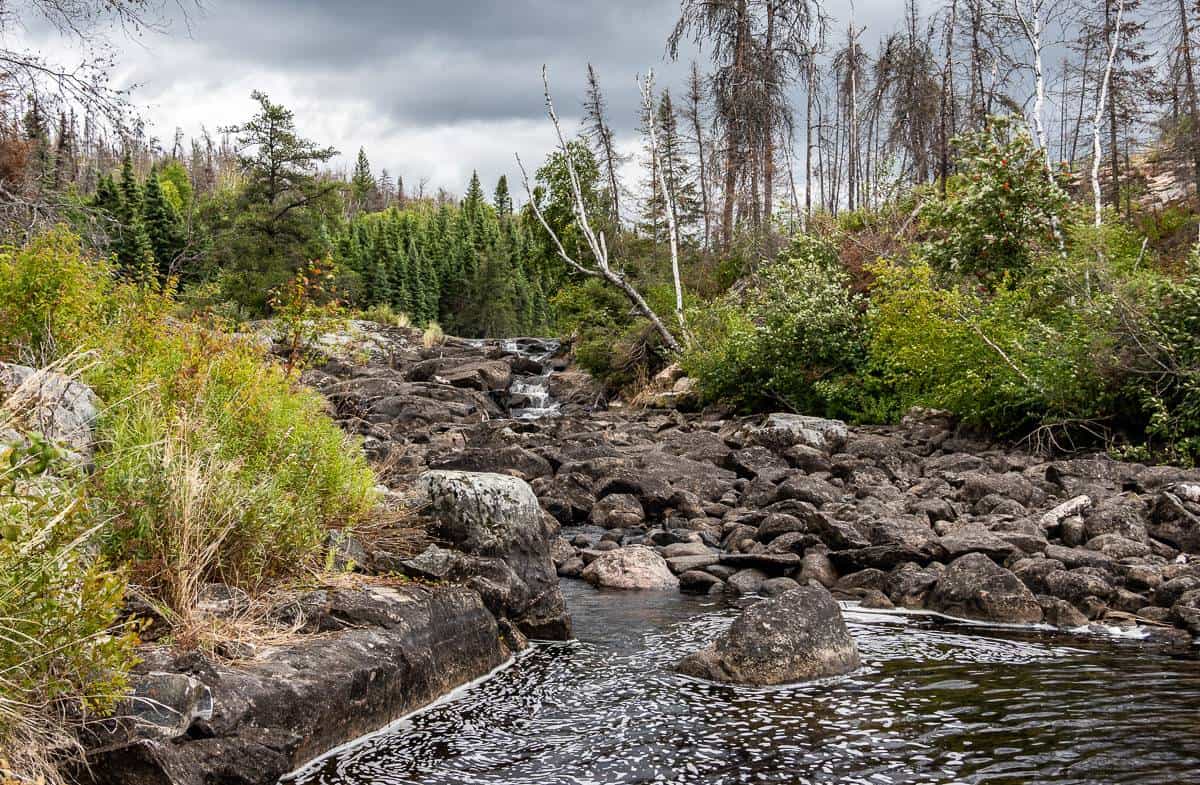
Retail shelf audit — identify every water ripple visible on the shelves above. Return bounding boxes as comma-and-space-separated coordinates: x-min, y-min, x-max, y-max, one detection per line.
290, 583, 1200, 785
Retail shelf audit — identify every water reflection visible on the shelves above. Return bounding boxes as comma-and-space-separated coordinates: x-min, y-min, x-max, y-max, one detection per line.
290, 582, 1200, 785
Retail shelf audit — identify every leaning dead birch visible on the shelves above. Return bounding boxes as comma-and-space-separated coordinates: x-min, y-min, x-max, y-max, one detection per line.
639, 70, 689, 343
516, 66, 682, 354
1091, 0, 1124, 228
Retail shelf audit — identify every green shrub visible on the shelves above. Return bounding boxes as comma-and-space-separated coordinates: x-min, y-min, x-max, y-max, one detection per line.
683, 235, 873, 416
0, 228, 379, 595
867, 257, 1112, 435
920, 116, 1068, 282
0, 437, 138, 785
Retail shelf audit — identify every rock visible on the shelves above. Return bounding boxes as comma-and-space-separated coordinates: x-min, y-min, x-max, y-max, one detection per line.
1171, 589, 1200, 633
0, 362, 101, 466
958, 473, 1041, 507
123, 672, 213, 740
325, 530, 368, 572
195, 583, 249, 618
665, 554, 720, 574
580, 546, 678, 590
1083, 495, 1149, 542
726, 446, 788, 479
1039, 495, 1093, 531
938, 525, 1019, 562
85, 586, 508, 785
418, 471, 569, 638
1043, 568, 1115, 603
761, 576, 802, 596
1085, 533, 1151, 559
927, 553, 1043, 624
1037, 595, 1089, 628
726, 567, 769, 595
1044, 544, 1114, 571
737, 413, 849, 453
397, 544, 470, 581
799, 548, 838, 589
429, 446, 552, 480
886, 562, 943, 608
679, 570, 725, 593
1149, 491, 1200, 553
675, 587, 861, 685
590, 493, 646, 529
546, 369, 604, 407
439, 359, 512, 391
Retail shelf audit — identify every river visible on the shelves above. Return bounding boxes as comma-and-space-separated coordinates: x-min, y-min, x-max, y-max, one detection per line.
290, 580, 1200, 785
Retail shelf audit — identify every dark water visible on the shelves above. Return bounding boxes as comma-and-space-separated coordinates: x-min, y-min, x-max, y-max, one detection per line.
290, 582, 1200, 785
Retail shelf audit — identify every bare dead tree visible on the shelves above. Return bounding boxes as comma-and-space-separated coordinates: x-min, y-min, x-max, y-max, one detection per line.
517, 67, 682, 354
640, 71, 688, 342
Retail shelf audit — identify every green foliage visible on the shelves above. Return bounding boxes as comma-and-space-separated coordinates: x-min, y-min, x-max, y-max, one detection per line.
0, 436, 138, 783
866, 257, 1111, 435
683, 235, 872, 416
0, 229, 378, 595
920, 116, 1068, 281
209, 91, 341, 314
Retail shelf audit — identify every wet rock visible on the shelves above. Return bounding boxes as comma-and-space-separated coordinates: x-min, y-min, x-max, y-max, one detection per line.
1037, 595, 1089, 628
675, 587, 861, 685
679, 570, 725, 593
581, 546, 678, 590
927, 553, 1043, 624
1171, 589, 1200, 633
886, 562, 943, 609
123, 672, 213, 740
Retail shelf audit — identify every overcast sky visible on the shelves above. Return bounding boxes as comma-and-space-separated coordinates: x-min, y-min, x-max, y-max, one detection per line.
19, 0, 920, 194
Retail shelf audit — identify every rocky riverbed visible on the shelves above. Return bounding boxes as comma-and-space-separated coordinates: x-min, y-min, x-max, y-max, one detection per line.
309, 321, 1200, 645
81, 319, 1200, 784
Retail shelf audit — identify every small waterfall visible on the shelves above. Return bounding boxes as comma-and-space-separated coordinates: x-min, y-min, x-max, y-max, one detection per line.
503, 338, 561, 420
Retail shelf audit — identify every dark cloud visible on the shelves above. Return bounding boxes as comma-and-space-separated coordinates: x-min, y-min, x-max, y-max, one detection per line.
19, 0, 916, 190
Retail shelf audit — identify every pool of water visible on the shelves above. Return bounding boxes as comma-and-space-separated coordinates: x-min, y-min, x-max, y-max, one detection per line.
290, 581, 1200, 785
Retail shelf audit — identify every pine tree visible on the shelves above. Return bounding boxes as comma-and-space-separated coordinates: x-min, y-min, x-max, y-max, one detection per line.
114, 152, 155, 279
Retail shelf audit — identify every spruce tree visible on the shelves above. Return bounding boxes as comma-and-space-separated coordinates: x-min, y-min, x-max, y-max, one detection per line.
143, 165, 185, 280
114, 152, 155, 279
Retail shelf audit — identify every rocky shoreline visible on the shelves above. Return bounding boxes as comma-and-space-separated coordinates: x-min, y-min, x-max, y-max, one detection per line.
83, 319, 1199, 784
307, 323, 1200, 645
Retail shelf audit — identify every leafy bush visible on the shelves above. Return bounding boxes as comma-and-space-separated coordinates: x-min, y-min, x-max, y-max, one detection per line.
0, 228, 378, 594
0, 437, 138, 785
683, 235, 872, 416
867, 257, 1112, 436
920, 116, 1068, 282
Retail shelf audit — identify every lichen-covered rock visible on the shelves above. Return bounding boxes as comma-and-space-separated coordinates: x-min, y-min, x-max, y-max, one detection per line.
0, 361, 100, 466
927, 553, 1044, 624
417, 470, 570, 638
675, 587, 861, 685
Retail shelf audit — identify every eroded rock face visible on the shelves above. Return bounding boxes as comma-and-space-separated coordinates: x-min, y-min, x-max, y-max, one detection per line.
581, 546, 678, 590
417, 470, 570, 639
83, 586, 508, 785
675, 587, 861, 685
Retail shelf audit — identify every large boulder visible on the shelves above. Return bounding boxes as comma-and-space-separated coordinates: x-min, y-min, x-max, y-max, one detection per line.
675, 587, 861, 685
0, 362, 100, 466
927, 553, 1044, 624
581, 545, 678, 590
417, 471, 570, 638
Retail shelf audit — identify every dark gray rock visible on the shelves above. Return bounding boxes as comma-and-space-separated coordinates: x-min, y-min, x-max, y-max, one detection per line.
927, 553, 1043, 624
675, 587, 860, 685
